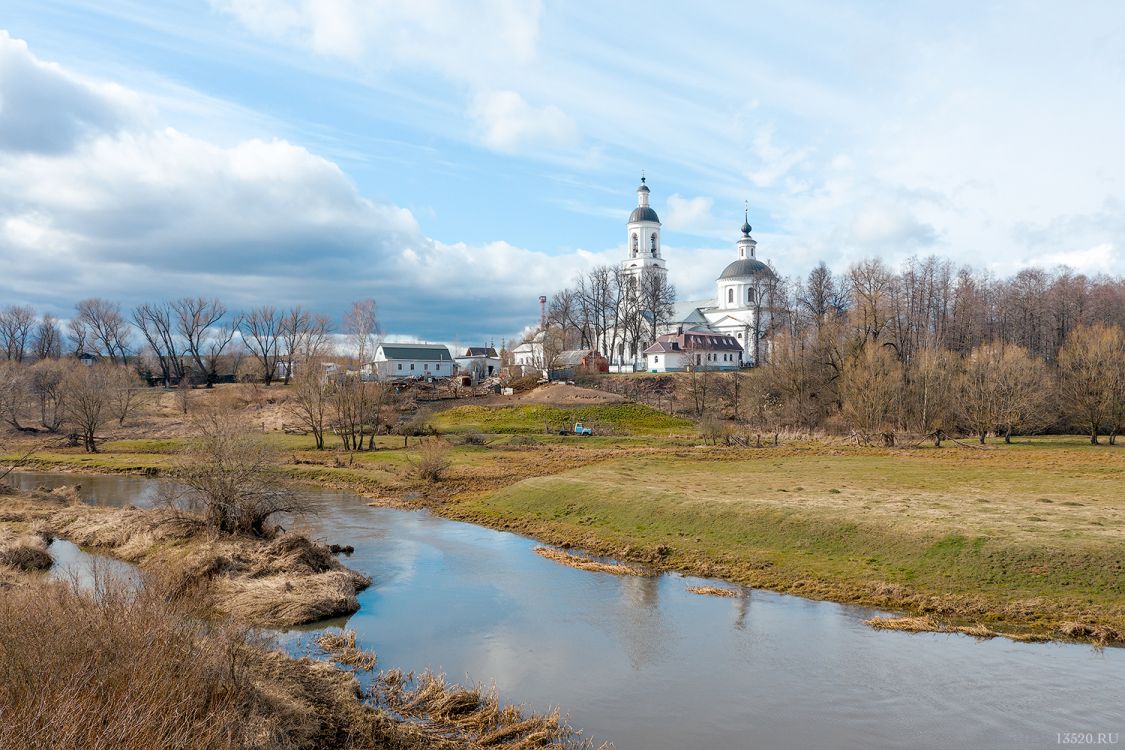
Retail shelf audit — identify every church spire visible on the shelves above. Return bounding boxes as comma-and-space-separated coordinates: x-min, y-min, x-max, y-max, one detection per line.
737, 203, 757, 259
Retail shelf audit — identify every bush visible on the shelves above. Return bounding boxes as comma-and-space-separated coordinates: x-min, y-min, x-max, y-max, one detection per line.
462, 432, 488, 446
178, 409, 302, 537
413, 438, 451, 483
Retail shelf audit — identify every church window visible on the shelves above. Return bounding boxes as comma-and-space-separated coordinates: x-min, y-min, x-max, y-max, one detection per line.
632, 234, 638, 256
650, 233, 657, 253
654, 355, 659, 363
727, 288, 734, 304
747, 288, 755, 304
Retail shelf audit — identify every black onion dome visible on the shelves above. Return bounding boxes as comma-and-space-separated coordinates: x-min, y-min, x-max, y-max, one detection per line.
719, 258, 772, 279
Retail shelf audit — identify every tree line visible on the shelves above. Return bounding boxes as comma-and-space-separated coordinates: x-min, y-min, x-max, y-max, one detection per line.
751, 259, 1125, 444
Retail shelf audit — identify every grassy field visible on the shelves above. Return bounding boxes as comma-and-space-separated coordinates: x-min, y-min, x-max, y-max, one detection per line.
453, 438, 1125, 639
429, 403, 694, 436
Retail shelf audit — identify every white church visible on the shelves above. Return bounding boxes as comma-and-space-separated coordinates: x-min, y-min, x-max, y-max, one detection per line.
621, 177, 776, 371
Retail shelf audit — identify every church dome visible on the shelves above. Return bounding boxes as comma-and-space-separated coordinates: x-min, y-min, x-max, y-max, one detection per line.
719, 258, 772, 279
629, 206, 660, 223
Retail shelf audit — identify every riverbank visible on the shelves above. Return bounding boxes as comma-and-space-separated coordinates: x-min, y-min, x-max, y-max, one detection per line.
5, 430, 1124, 644
0, 484, 595, 750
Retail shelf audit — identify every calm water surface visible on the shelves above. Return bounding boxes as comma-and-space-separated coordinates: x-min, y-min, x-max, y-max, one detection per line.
8, 471, 1124, 749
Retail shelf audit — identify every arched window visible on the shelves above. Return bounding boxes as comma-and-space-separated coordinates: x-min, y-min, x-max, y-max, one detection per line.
727, 288, 734, 303
631, 234, 638, 256
650, 233, 657, 254
747, 288, 755, 304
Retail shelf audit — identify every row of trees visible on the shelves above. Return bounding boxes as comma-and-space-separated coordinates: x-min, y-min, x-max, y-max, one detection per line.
755, 258, 1125, 444
537, 266, 678, 366
0, 298, 387, 388
0, 360, 143, 451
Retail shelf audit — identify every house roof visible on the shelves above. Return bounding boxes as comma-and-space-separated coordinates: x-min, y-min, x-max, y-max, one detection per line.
464, 347, 498, 357
554, 349, 603, 367
377, 343, 453, 361
643, 330, 742, 355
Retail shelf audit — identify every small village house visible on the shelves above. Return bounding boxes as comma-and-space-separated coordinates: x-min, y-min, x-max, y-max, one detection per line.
366, 343, 455, 380
643, 329, 743, 372
455, 346, 501, 382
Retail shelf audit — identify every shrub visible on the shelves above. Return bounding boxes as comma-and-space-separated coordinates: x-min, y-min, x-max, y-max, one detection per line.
178, 409, 302, 537
413, 438, 450, 483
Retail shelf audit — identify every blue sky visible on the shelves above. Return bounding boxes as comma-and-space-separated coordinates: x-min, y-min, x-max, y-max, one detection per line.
2, 1, 1123, 344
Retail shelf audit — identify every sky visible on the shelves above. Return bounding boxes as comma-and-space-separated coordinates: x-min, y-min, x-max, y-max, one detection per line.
1, 1, 1124, 345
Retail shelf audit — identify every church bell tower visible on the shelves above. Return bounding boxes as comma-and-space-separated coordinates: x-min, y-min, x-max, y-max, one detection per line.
623, 175, 666, 278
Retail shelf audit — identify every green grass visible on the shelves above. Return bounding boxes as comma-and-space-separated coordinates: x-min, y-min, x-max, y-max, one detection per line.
458, 440, 1125, 631
430, 403, 694, 436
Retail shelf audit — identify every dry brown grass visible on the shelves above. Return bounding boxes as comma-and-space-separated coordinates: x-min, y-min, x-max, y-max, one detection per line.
374, 669, 602, 749
865, 615, 999, 639
533, 545, 649, 576
0, 534, 52, 572
686, 585, 741, 598
316, 629, 378, 671
0, 486, 370, 627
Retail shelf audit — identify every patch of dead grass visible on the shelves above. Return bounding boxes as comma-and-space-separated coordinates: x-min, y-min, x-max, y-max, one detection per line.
534, 545, 649, 576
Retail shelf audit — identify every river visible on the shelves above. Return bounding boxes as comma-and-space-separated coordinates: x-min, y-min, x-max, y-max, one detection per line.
7, 470, 1123, 749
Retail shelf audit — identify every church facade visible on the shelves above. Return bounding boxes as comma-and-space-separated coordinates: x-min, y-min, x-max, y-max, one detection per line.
619, 178, 776, 370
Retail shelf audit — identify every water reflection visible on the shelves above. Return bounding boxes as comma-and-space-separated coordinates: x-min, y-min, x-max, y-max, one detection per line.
8, 471, 1125, 750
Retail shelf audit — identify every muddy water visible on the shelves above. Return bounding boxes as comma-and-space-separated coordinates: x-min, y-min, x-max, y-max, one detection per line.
8, 471, 1124, 750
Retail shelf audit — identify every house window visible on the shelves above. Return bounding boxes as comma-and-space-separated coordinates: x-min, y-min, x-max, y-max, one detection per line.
435, 364, 441, 370
410, 363, 415, 370
397, 363, 402, 370
727, 288, 734, 303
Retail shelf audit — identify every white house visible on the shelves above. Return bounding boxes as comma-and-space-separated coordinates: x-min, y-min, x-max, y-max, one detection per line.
510, 331, 545, 369
367, 343, 454, 380
643, 329, 743, 372
455, 346, 501, 381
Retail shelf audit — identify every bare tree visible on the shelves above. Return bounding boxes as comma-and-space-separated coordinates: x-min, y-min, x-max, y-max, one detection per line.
343, 299, 381, 367
32, 314, 62, 361
240, 306, 284, 385
0, 361, 27, 430
132, 302, 185, 386
280, 307, 332, 385
108, 365, 146, 426
903, 346, 959, 445
29, 359, 67, 431
178, 409, 301, 536
63, 363, 117, 452
839, 342, 902, 445
173, 297, 239, 387
74, 298, 131, 363
289, 359, 334, 449
0, 305, 35, 362
1056, 323, 1123, 444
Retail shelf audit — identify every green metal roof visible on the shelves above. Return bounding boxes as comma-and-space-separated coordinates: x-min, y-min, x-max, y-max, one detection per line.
378, 344, 453, 361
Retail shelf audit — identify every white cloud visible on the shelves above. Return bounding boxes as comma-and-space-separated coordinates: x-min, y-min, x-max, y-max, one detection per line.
1028, 243, 1118, 275
0, 32, 603, 341
663, 194, 719, 235
211, 0, 542, 80
0, 30, 147, 154
468, 90, 577, 153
